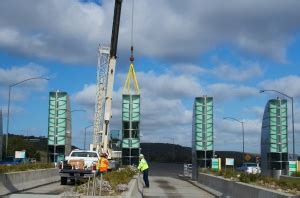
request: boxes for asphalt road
[145,162,214,198]
[148,162,185,177]
[5,180,74,197]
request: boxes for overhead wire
[129,0,135,63]
[131,0,134,47]
[123,0,139,94]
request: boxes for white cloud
[0,105,24,117]
[213,63,263,81]
[260,75,300,99]
[0,63,49,101]
[1,0,300,63]
[72,84,96,107]
[138,71,203,99]
[171,61,263,82]
[0,0,108,63]
[0,63,47,86]
[207,83,258,101]
[171,64,207,76]
[140,97,192,130]
[242,106,264,118]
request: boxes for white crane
[92,0,123,156]
[92,45,110,152]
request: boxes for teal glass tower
[121,94,140,165]
[261,99,288,177]
[48,91,72,162]
[192,96,214,179]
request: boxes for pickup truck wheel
[70,179,75,184]
[61,177,67,185]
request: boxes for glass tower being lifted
[192,96,214,179]
[261,98,288,177]
[121,50,141,166]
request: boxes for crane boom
[110,0,123,58]
[93,46,109,150]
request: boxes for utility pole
[223,117,245,162]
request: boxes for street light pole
[6,77,49,157]
[260,89,295,160]
[6,87,11,158]
[84,125,93,150]
[242,121,245,158]
[223,117,245,162]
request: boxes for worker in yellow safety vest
[97,153,109,175]
[138,154,149,188]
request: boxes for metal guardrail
[184,163,192,178]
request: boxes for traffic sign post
[288,161,297,176]
[225,158,234,172]
[244,154,251,162]
[212,158,221,171]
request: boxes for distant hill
[2,134,79,162]
[2,135,260,165]
[2,134,48,161]
[141,143,260,166]
[141,143,192,163]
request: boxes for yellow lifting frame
[123,63,140,95]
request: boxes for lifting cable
[124,0,140,94]
[130,0,135,62]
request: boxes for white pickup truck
[58,150,99,185]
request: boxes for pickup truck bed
[58,150,99,185]
[59,169,95,184]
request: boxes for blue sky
[0,0,300,155]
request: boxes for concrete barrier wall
[0,168,60,196]
[198,173,298,198]
[121,174,143,198]
[5,172,141,198]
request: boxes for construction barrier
[0,168,59,196]
[198,173,298,198]
[183,164,192,178]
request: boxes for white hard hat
[139,154,144,158]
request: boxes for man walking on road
[138,154,149,188]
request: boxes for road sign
[244,154,251,161]
[288,161,297,176]
[15,151,26,159]
[226,158,234,166]
[212,158,221,171]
